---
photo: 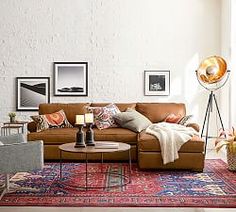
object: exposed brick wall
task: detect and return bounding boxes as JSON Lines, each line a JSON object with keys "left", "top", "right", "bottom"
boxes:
{"left": 0, "top": 0, "right": 220, "bottom": 127}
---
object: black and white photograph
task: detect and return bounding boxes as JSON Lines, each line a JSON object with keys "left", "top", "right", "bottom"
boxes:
{"left": 54, "top": 62, "right": 88, "bottom": 96}
{"left": 144, "top": 71, "right": 170, "bottom": 96}
{"left": 16, "top": 77, "right": 50, "bottom": 111}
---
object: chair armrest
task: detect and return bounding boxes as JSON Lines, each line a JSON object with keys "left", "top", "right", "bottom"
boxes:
{"left": 186, "top": 123, "right": 200, "bottom": 132}
{"left": 27, "top": 121, "right": 37, "bottom": 132}
{"left": 0, "top": 140, "right": 44, "bottom": 174}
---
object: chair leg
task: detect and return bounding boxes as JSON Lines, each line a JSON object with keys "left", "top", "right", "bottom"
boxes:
{"left": 5, "top": 174, "right": 9, "bottom": 191}
{"left": 0, "top": 174, "right": 10, "bottom": 200}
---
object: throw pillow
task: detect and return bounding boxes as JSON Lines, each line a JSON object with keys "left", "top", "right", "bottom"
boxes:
{"left": 87, "top": 104, "right": 121, "bottom": 130}
{"left": 164, "top": 113, "right": 193, "bottom": 126}
{"left": 31, "top": 109, "right": 73, "bottom": 132}
{"left": 178, "top": 115, "right": 193, "bottom": 125}
{"left": 164, "top": 113, "right": 182, "bottom": 123}
{"left": 113, "top": 108, "right": 152, "bottom": 132}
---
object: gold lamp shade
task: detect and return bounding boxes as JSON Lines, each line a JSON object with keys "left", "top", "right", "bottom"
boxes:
{"left": 196, "top": 56, "right": 227, "bottom": 84}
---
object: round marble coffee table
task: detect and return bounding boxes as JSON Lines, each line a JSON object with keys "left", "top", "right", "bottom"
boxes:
{"left": 59, "top": 141, "right": 132, "bottom": 190}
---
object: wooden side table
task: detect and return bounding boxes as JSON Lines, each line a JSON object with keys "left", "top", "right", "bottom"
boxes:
{"left": 1, "top": 121, "right": 28, "bottom": 135}
{"left": 1, "top": 126, "right": 22, "bottom": 136}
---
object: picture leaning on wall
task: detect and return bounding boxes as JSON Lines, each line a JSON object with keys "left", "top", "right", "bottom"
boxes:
{"left": 16, "top": 77, "right": 50, "bottom": 111}
{"left": 54, "top": 62, "right": 88, "bottom": 96}
{"left": 144, "top": 70, "right": 170, "bottom": 96}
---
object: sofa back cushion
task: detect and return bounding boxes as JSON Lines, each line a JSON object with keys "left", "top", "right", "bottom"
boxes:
{"left": 136, "top": 103, "right": 186, "bottom": 123}
{"left": 39, "top": 103, "right": 90, "bottom": 125}
{"left": 90, "top": 103, "right": 136, "bottom": 112}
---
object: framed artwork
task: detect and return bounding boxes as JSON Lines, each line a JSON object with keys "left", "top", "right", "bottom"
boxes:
{"left": 54, "top": 62, "right": 88, "bottom": 96}
{"left": 16, "top": 77, "right": 50, "bottom": 111}
{"left": 144, "top": 70, "right": 170, "bottom": 96}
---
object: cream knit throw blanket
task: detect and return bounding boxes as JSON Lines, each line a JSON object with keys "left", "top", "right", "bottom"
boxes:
{"left": 146, "top": 122, "right": 199, "bottom": 165}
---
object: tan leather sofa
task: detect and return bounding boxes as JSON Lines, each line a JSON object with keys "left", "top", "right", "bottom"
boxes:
{"left": 27, "top": 102, "right": 205, "bottom": 171}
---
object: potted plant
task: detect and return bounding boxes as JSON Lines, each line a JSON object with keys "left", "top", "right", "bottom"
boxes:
{"left": 8, "top": 112, "right": 16, "bottom": 123}
{"left": 215, "top": 127, "right": 236, "bottom": 171}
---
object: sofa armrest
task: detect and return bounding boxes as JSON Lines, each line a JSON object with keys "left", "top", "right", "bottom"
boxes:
{"left": 186, "top": 123, "right": 200, "bottom": 132}
{"left": 28, "top": 121, "right": 37, "bottom": 132}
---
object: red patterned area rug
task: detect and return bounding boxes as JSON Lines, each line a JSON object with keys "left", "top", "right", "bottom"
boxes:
{"left": 0, "top": 159, "right": 236, "bottom": 208}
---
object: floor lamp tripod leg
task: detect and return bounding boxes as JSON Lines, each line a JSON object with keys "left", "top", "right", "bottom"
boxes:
{"left": 204, "top": 98, "right": 212, "bottom": 154}
{"left": 213, "top": 93, "right": 225, "bottom": 133}
{"left": 201, "top": 92, "right": 213, "bottom": 138}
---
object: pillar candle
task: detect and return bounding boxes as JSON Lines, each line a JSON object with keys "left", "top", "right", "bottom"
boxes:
{"left": 76, "top": 115, "right": 84, "bottom": 125}
{"left": 85, "top": 113, "right": 94, "bottom": 123}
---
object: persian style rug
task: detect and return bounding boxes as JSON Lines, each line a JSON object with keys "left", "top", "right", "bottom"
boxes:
{"left": 0, "top": 159, "right": 236, "bottom": 207}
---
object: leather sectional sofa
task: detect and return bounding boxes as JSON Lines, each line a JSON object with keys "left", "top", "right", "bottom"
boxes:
{"left": 27, "top": 103, "right": 205, "bottom": 171}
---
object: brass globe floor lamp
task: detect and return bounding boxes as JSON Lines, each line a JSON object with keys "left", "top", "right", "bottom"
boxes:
{"left": 196, "top": 56, "right": 230, "bottom": 153}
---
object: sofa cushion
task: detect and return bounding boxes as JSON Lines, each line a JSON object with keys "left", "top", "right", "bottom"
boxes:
{"left": 39, "top": 103, "right": 90, "bottom": 125}
{"left": 90, "top": 103, "right": 136, "bottom": 112}
{"left": 138, "top": 131, "right": 204, "bottom": 153}
{"left": 113, "top": 108, "right": 152, "bottom": 132}
{"left": 28, "top": 128, "right": 78, "bottom": 144}
{"left": 28, "top": 127, "right": 137, "bottom": 145}
{"left": 136, "top": 103, "right": 186, "bottom": 123}
{"left": 93, "top": 127, "right": 137, "bottom": 144}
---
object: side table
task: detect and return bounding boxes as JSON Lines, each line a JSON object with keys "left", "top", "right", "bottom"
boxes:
{"left": 1, "top": 126, "right": 22, "bottom": 136}
{"left": 1, "top": 121, "right": 28, "bottom": 136}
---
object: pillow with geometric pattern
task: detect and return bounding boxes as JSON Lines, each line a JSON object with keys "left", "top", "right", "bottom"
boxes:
{"left": 87, "top": 103, "right": 121, "bottom": 130}
{"left": 31, "top": 109, "right": 73, "bottom": 132}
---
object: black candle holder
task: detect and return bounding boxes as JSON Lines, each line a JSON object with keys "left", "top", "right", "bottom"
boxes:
{"left": 75, "top": 124, "right": 86, "bottom": 148}
{"left": 85, "top": 123, "right": 95, "bottom": 146}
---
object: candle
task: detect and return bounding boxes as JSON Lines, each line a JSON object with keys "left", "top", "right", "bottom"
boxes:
{"left": 76, "top": 115, "right": 84, "bottom": 125}
{"left": 85, "top": 113, "right": 94, "bottom": 123}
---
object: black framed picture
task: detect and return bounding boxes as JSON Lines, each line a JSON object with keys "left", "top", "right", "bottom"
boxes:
{"left": 144, "top": 70, "right": 170, "bottom": 96}
{"left": 16, "top": 77, "right": 50, "bottom": 111}
{"left": 54, "top": 62, "right": 88, "bottom": 96}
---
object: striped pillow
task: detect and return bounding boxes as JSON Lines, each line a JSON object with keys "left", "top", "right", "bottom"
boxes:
{"left": 178, "top": 115, "right": 193, "bottom": 125}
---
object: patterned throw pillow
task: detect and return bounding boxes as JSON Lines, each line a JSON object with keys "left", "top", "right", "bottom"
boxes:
{"left": 178, "top": 115, "right": 193, "bottom": 125}
{"left": 88, "top": 104, "right": 121, "bottom": 130}
{"left": 31, "top": 110, "right": 73, "bottom": 132}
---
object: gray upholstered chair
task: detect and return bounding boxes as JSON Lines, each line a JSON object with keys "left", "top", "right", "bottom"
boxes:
{"left": 0, "top": 134, "right": 44, "bottom": 199}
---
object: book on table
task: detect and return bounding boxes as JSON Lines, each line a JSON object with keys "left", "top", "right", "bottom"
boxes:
{"left": 95, "top": 142, "right": 119, "bottom": 149}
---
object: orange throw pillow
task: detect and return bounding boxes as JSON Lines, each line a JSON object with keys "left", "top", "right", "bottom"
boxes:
{"left": 164, "top": 113, "right": 182, "bottom": 123}
{"left": 31, "top": 110, "right": 73, "bottom": 132}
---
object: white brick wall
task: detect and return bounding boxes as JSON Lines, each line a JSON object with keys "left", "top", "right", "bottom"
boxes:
{"left": 0, "top": 0, "right": 221, "bottom": 129}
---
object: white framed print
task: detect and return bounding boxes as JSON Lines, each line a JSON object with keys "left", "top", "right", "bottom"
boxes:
{"left": 16, "top": 77, "right": 50, "bottom": 111}
{"left": 144, "top": 70, "right": 170, "bottom": 96}
{"left": 54, "top": 62, "right": 88, "bottom": 96}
